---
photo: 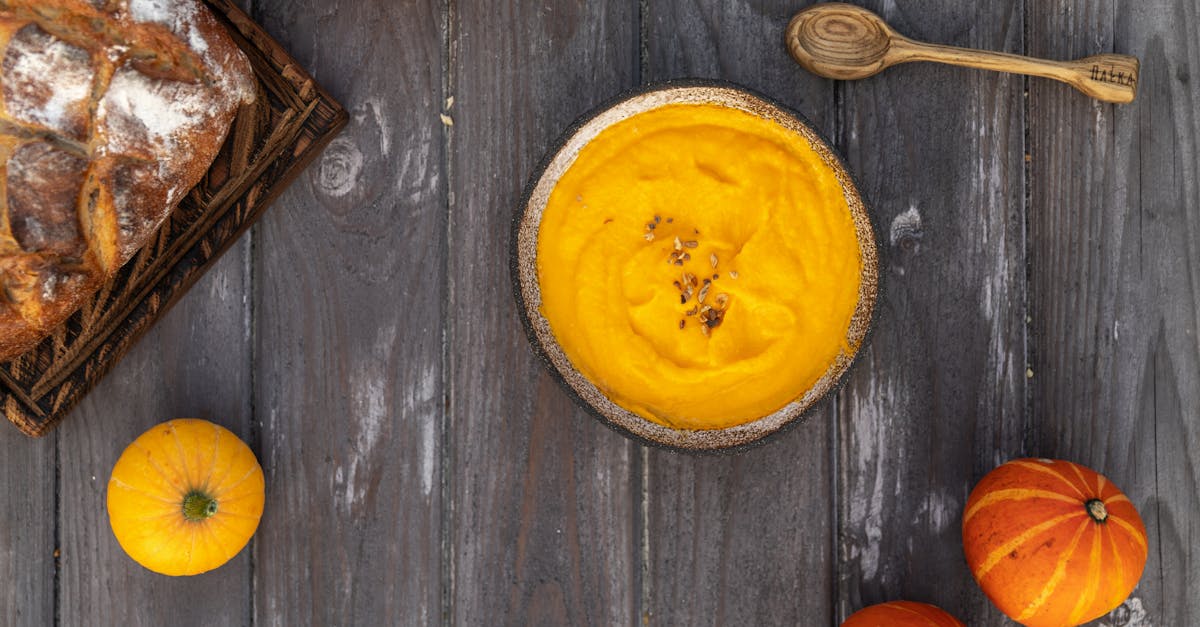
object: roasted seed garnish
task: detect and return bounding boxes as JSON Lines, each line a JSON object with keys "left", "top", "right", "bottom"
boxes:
{"left": 654, "top": 215, "right": 661, "bottom": 224}
{"left": 679, "top": 273, "right": 697, "bottom": 303}
{"left": 653, "top": 225, "right": 728, "bottom": 335}
{"left": 729, "top": 270, "right": 739, "bottom": 279}
{"left": 666, "top": 217, "right": 674, "bottom": 223}
{"left": 696, "top": 303, "right": 725, "bottom": 329}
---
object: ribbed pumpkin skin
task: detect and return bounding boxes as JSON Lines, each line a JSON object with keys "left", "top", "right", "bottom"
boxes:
{"left": 841, "top": 601, "right": 965, "bottom": 627}
{"left": 962, "top": 458, "right": 1148, "bottom": 627}
{"left": 107, "top": 419, "right": 265, "bottom": 576}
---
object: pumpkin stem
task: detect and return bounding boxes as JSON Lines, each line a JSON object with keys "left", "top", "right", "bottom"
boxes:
{"left": 183, "top": 491, "right": 218, "bottom": 521}
{"left": 1085, "top": 498, "right": 1108, "bottom": 522}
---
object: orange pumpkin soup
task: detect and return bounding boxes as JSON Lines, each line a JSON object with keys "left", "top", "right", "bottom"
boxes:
{"left": 536, "top": 103, "right": 863, "bottom": 430}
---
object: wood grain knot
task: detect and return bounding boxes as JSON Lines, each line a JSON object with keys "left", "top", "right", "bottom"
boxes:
{"left": 313, "top": 137, "right": 363, "bottom": 198}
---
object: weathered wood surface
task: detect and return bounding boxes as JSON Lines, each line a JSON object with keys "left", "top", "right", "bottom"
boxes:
{"left": 0, "top": 417, "right": 53, "bottom": 626}
{"left": 249, "top": 0, "right": 445, "bottom": 623}
{"left": 447, "top": 1, "right": 640, "bottom": 624}
{"left": 0, "top": 0, "right": 1197, "bottom": 625}
{"left": 1028, "top": 1, "right": 1200, "bottom": 624}
{"left": 833, "top": 0, "right": 1028, "bottom": 622}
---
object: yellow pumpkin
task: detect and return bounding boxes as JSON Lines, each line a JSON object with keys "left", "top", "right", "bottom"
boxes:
{"left": 107, "top": 419, "right": 265, "bottom": 576}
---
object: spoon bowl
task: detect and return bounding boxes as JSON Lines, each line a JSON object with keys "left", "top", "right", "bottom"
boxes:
{"left": 786, "top": 3, "right": 897, "bottom": 80}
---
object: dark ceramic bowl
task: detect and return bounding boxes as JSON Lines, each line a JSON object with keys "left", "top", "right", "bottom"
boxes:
{"left": 511, "top": 80, "right": 880, "bottom": 452}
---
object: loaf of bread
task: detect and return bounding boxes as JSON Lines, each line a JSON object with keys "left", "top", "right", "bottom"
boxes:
{"left": 0, "top": 0, "right": 255, "bottom": 360}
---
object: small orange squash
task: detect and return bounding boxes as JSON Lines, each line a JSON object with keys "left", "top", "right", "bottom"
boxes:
{"left": 962, "top": 458, "right": 1148, "bottom": 627}
{"left": 107, "top": 419, "right": 265, "bottom": 576}
{"left": 841, "top": 601, "right": 965, "bottom": 627}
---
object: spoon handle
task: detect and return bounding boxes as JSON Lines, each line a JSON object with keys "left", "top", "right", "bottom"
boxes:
{"left": 890, "top": 38, "right": 1139, "bottom": 103}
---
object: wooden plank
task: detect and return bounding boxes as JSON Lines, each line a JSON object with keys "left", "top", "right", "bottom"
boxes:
{"left": 0, "top": 427, "right": 53, "bottom": 626}
{"left": 833, "top": 1, "right": 1028, "bottom": 622}
{"left": 57, "top": 241, "right": 253, "bottom": 625}
{"left": 249, "top": 0, "right": 445, "bottom": 623}
{"left": 640, "top": 1, "right": 838, "bottom": 624}
{"left": 446, "top": 1, "right": 639, "bottom": 624}
{"left": 1027, "top": 2, "right": 1200, "bottom": 624}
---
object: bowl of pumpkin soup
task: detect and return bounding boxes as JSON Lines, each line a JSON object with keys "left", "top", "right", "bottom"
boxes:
{"left": 512, "top": 81, "right": 879, "bottom": 451}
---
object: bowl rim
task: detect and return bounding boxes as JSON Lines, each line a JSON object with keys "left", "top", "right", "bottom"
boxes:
{"left": 509, "top": 78, "right": 883, "bottom": 454}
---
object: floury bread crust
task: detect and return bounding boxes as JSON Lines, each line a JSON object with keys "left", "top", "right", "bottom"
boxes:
{"left": 0, "top": 0, "right": 255, "bottom": 360}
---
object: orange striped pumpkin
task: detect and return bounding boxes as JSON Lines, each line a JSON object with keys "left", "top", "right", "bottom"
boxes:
{"left": 841, "top": 601, "right": 964, "bottom": 627}
{"left": 962, "top": 458, "right": 1148, "bottom": 627}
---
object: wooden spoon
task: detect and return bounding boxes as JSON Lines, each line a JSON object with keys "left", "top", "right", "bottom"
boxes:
{"left": 786, "top": 3, "right": 1139, "bottom": 103}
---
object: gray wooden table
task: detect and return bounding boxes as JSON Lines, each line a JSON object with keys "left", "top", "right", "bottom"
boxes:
{"left": 2, "top": 1, "right": 1197, "bottom": 625}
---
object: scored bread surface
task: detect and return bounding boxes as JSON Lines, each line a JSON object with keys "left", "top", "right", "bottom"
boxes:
{"left": 0, "top": 0, "right": 255, "bottom": 360}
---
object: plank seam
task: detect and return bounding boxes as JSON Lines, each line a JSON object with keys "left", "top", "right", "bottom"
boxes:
{"left": 245, "top": 3, "right": 260, "bottom": 623}
{"left": 52, "top": 429, "right": 61, "bottom": 627}
{"left": 1020, "top": 0, "right": 1036, "bottom": 458}
{"left": 440, "top": 0, "right": 456, "bottom": 624}
{"left": 637, "top": 446, "right": 649, "bottom": 625}
{"left": 246, "top": 209, "right": 259, "bottom": 627}
{"left": 830, "top": 71, "right": 845, "bottom": 626}
{"left": 635, "top": 1, "right": 649, "bottom": 624}
{"left": 638, "top": 0, "right": 649, "bottom": 85}
{"left": 1152, "top": 349, "right": 1165, "bottom": 620}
